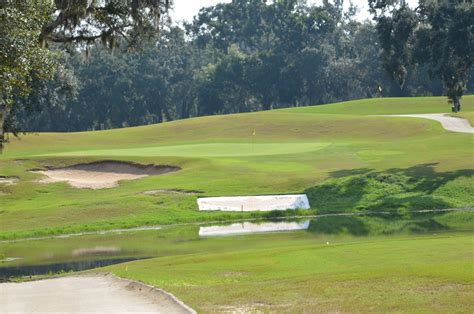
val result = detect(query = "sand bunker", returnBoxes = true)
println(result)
[0,257,23,263]
[0,176,18,185]
[31,161,180,189]
[198,194,310,211]
[0,273,195,313]
[381,114,474,134]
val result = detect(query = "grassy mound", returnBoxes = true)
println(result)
[306,165,474,213]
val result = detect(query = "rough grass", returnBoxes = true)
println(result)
[0,96,473,239]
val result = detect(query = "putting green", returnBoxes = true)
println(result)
[43,142,331,157]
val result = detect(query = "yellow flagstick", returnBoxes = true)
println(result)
[252,128,256,153]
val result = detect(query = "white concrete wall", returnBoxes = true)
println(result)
[197,194,310,211]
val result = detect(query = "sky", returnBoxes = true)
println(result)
[170,0,419,23]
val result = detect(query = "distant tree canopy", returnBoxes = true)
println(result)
[0,0,171,150]
[369,0,473,112]
[40,0,171,48]
[5,0,474,136]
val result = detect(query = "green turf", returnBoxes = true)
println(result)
[105,230,474,313]
[0,96,473,239]
[44,142,331,157]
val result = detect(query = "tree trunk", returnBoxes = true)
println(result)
[0,104,11,153]
[156,108,163,123]
[451,96,461,113]
[181,99,190,119]
[163,107,172,122]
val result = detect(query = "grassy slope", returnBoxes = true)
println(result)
[106,231,473,313]
[0,96,473,239]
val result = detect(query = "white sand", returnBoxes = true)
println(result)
[381,113,474,134]
[33,169,148,189]
[198,194,310,211]
[199,220,311,236]
[31,161,179,189]
[0,177,18,185]
[0,273,195,314]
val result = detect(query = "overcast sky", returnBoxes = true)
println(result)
[170,0,419,22]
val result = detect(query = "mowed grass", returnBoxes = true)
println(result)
[44,142,331,157]
[106,231,474,313]
[0,96,473,239]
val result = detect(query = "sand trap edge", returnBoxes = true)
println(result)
[30,160,181,189]
[103,272,197,314]
[0,176,19,186]
[30,160,181,175]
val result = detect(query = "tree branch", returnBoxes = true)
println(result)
[49,33,106,43]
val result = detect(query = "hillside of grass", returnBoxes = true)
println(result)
[0,96,473,239]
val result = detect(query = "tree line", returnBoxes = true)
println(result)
[6,0,474,134]
[1,0,170,150]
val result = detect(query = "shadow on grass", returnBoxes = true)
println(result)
[305,163,474,214]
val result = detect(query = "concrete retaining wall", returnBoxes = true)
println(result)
[197,194,310,211]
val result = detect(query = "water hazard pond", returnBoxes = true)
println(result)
[0,211,468,281]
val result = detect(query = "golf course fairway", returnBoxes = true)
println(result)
[0,96,473,312]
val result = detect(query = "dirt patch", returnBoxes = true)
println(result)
[31,161,180,189]
[0,177,18,186]
[143,189,203,195]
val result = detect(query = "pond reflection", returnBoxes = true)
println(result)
[1,210,468,281]
[71,246,121,257]
[0,258,144,282]
[199,220,310,237]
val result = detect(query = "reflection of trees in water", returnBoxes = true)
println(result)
[308,216,370,236]
[307,213,451,237]
[0,258,145,282]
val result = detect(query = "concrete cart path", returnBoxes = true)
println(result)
[0,273,195,314]
[381,114,474,134]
